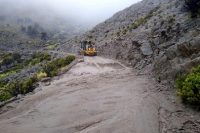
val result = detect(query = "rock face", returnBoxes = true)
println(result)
[62,0,200,85]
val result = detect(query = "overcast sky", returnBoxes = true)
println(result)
[46,0,142,23]
[0,0,142,26]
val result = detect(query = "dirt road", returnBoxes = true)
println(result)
[0,57,186,133]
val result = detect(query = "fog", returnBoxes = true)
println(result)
[45,0,142,24]
[0,0,141,27]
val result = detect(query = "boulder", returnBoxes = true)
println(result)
[189,36,200,52]
[165,44,177,60]
[181,57,200,72]
[41,77,51,82]
[177,42,192,57]
[140,42,153,56]
[177,36,200,58]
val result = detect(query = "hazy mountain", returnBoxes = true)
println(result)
[0,0,90,52]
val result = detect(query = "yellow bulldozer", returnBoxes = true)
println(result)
[79,41,97,56]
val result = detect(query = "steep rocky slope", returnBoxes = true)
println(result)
[62,0,200,85]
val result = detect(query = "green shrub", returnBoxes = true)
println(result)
[0,52,50,81]
[122,29,128,35]
[47,44,57,50]
[29,52,51,65]
[0,89,12,102]
[6,76,37,96]
[1,54,14,66]
[0,64,24,81]
[64,55,76,65]
[0,53,21,66]
[176,65,200,105]
[168,16,175,24]
[23,52,51,66]
[0,55,75,102]
[0,70,17,79]
[0,75,38,102]
[43,55,75,77]
[0,80,7,88]
[19,77,36,94]
[6,81,20,96]
[32,52,51,61]
[184,0,200,18]
[12,53,21,60]
[43,62,58,77]
[128,6,160,31]
[36,71,47,80]
[116,31,121,37]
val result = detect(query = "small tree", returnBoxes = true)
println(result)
[20,25,26,32]
[41,32,48,40]
[27,23,41,37]
[27,25,38,37]
[184,0,200,17]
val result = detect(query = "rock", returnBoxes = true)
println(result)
[181,57,200,72]
[177,36,200,58]
[140,43,153,56]
[17,94,23,99]
[34,87,43,92]
[165,44,177,60]
[177,42,192,57]
[153,37,160,46]
[189,36,200,52]
[41,77,51,82]
[132,41,141,47]
[43,82,51,86]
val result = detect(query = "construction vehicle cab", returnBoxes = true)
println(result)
[80,41,97,56]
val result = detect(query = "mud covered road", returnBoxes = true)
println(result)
[0,57,198,133]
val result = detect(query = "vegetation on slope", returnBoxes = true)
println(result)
[0,55,75,102]
[42,55,75,77]
[0,52,51,81]
[184,0,200,18]
[116,6,160,37]
[176,65,200,105]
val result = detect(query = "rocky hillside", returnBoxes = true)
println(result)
[0,2,84,95]
[62,0,200,85]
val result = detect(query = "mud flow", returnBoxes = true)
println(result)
[68,56,125,75]
[0,57,181,133]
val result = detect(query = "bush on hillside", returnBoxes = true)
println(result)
[176,65,200,105]
[32,52,51,61]
[0,75,38,102]
[184,0,200,17]
[27,23,44,38]
[36,71,47,80]
[25,52,51,66]
[31,52,51,65]
[43,55,75,77]
[1,53,21,66]
[0,89,12,102]
[5,76,37,96]
[43,62,58,77]
[0,80,7,88]
[0,55,75,102]
[19,76,37,94]
[41,32,48,40]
